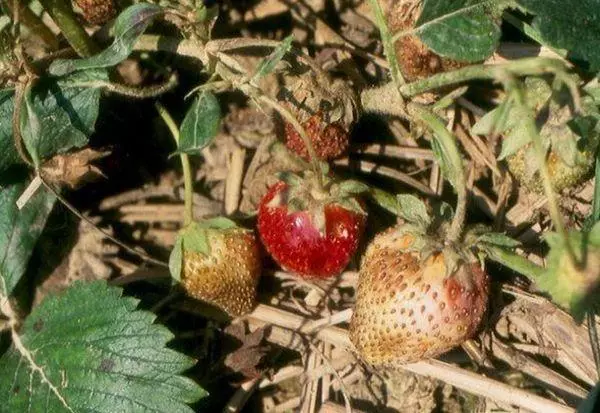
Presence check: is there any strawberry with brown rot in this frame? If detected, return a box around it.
[349,194,513,366]
[284,112,349,161]
[257,170,367,278]
[170,217,261,317]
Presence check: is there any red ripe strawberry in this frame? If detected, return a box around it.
[284,112,349,161]
[349,226,489,366]
[257,174,367,278]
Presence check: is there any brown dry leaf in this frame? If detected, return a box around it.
[40,148,110,189]
[223,322,271,384]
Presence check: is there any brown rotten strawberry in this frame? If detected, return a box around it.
[170,218,261,317]
[284,112,349,161]
[349,227,489,366]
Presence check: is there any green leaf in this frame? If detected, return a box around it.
[471,98,513,136]
[252,35,293,82]
[0,181,56,296]
[517,0,600,70]
[181,223,210,255]
[0,281,206,411]
[539,230,600,322]
[337,179,370,195]
[49,4,164,76]
[396,194,431,229]
[198,217,239,230]
[416,0,511,62]
[369,188,399,215]
[19,70,106,166]
[177,92,221,154]
[0,89,21,177]
[169,236,184,282]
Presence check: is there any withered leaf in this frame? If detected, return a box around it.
[223,323,270,384]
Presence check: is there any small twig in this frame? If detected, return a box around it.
[224,146,246,215]
[40,177,168,268]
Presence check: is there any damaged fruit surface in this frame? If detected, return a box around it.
[171,219,262,317]
[257,176,366,278]
[350,227,489,366]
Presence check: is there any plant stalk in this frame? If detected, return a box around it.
[39,0,98,57]
[486,246,545,281]
[509,79,580,269]
[367,0,405,106]
[155,103,194,226]
[410,104,467,243]
[400,57,568,97]
[4,0,59,50]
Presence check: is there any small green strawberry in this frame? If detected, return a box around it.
[170,218,261,317]
[473,77,600,193]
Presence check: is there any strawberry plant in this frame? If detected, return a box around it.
[1,0,600,412]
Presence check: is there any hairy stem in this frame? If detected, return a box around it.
[410,104,467,243]
[400,57,568,97]
[486,246,545,281]
[367,0,405,106]
[155,103,194,226]
[39,0,98,57]
[4,0,59,50]
[509,79,579,269]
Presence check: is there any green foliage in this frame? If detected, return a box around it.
[177,92,222,154]
[21,70,106,166]
[0,281,206,412]
[517,0,600,70]
[49,4,164,76]
[0,181,56,295]
[416,0,513,62]
[396,194,431,230]
[0,90,20,177]
[538,223,600,322]
[252,35,294,83]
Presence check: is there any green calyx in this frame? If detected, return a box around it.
[379,193,521,276]
[274,168,368,212]
[538,222,600,323]
[168,217,242,282]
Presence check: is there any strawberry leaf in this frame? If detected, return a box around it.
[416,0,513,62]
[0,180,56,295]
[49,4,164,76]
[337,180,370,195]
[517,0,600,70]
[177,92,221,154]
[396,194,431,229]
[539,229,600,322]
[0,90,20,177]
[0,281,205,411]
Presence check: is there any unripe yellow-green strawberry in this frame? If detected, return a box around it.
[350,227,489,366]
[506,146,597,193]
[170,219,261,317]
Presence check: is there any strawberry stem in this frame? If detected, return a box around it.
[486,246,544,281]
[155,103,194,226]
[367,0,406,107]
[507,78,581,270]
[38,0,99,57]
[257,94,323,186]
[410,104,467,243]
[399,58,568,98]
